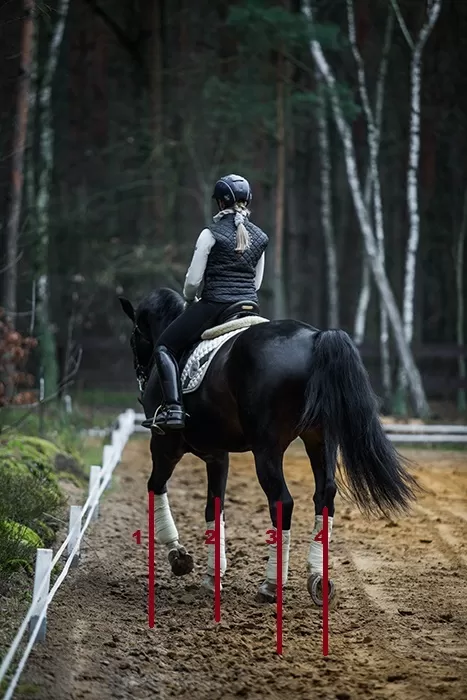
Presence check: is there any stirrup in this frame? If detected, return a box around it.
[141,405,186,434]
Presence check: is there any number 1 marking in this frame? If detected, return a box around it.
[132,529,141,545]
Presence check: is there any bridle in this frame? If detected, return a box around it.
[131,323,154,394]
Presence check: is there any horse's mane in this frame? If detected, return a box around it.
[135,287,184,343]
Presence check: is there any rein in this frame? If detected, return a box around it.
[132,324,154,393]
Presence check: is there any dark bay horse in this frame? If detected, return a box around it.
[119,287,416,605]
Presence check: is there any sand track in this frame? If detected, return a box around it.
[20,440,467,700]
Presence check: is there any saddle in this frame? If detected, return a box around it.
[180,300,269,394]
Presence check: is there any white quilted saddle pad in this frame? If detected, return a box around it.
[181,315,269,394]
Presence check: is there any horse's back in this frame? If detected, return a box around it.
[225,320,317,441]
[182,319,317,452]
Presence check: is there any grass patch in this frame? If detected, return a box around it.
[80,437,106,471]
[74,389,139,411]
[0,434,79,590]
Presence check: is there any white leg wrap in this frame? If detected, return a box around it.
[265,529,291,586]
[307,515,333,576]
[154,493,179,546]
[206,515,227,577]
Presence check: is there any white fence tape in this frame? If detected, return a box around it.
[1,407,465,698]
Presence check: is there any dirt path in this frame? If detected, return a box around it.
[21,438,467,700]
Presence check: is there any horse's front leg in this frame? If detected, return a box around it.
[149,433,194,576]
[201,451,229,594]
[253,445,293,604]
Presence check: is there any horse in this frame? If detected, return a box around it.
[119,287,416,605]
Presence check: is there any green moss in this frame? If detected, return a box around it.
[0,434,71,586]
[0,435,60,488]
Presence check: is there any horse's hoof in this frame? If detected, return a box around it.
[168,547,194,576]
[255,580,277,604]
[201,574,222,594]
[307,573,336,606]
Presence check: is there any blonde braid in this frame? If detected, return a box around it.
[234,202,251,253]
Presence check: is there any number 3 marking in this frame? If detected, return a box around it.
[266,529,277,545]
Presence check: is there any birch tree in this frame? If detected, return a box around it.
[3,0,35,325]
[316,72,338,327]
[347,0,393,403]
[274,47,287,319]
[35,0,70,398]
[302,0,430,417]
[353,9,394,346]
[390,0,443,412]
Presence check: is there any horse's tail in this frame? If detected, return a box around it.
[298,329,418,516]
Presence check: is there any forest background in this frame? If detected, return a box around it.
[1,0,466,419]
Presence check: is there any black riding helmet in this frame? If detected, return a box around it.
[212,174,252,207]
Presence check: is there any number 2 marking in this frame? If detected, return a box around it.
[205,529,216,545]
[266,529,277,545]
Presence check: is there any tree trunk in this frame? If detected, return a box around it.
[303,0,430,417]
[273,49,287,319]
[3,0,35,324]
[347,0,393,404]
[352,6,393,351]
[456,188,467,412]
[35,0,70,399]
[393,0,442,413]
[286,106,301,319]
[146,0,165,238]
[354,262,371,345]
[316,73,338,327]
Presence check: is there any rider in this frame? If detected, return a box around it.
[143,173,269,432]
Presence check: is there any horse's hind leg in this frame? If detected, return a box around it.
[252,444,293,604]
[200,451,229,594]
[149,434,194,577]
[302,432,337,606]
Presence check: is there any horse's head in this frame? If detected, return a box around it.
[119,288,184,393]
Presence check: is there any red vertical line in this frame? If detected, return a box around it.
[276,500,283,656]
[214,496,221,623]
[322,506,329,656]
[148,490,155,628]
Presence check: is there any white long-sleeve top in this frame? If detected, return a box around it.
[182,228,266,302]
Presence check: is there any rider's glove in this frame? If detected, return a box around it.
[184,296,199,310]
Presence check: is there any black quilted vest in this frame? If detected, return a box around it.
[201,214,269,303]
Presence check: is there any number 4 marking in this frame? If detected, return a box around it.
[314,529,324,543]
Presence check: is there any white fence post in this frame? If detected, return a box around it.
[111,429,120,450]
[29,549,53,642]
[68,506,82,566]
[102,445,114,490]
[89,466,101,521]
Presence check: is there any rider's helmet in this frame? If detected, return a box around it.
[212,174,252,208]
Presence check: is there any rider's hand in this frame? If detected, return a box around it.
[184,296,199,309]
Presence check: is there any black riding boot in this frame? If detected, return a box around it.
[142,346,186,432]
